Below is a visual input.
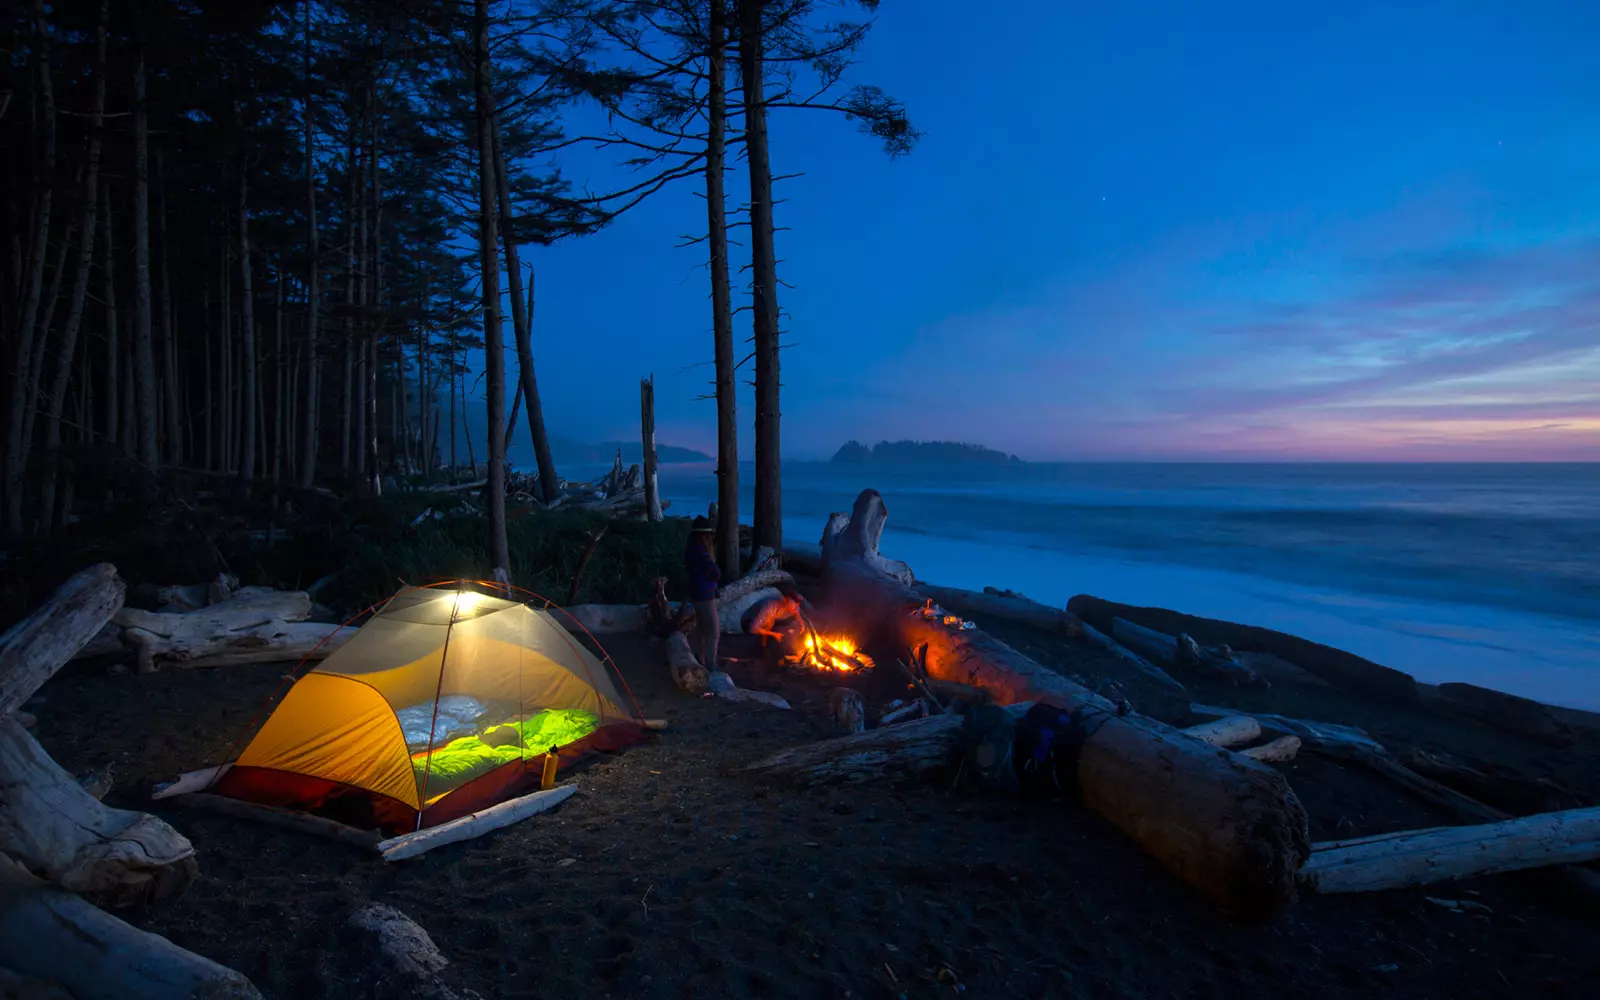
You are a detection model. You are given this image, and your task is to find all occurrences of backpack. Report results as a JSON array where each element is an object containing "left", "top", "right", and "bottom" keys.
[
  {"left": 957, "top": 703, "right": 1018, "bottom": 791},
  {"left": 1013, "top": 703, "right": 1081, "bottom": 797}
]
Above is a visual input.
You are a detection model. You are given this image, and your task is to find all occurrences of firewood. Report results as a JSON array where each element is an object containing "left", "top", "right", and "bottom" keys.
[
  {"left": 916, "top": 583, "right": 1084, "bottom": 636},
  {"left": 1241, "top": 736, "right": 1301, "bottom": 763},
  {"left": 823, "top": 489, "right": 1310, "bottom": 919},
  {"left": 1180, "top": 715, "right": 1262, "bottom": 748},
  {"left": 879, "top": 701, "right": 926, "bottom": 726},
  {"left": 0, "top": 563, "right": 124, "bottom": 715},
  {"left": 664, "top": 631, "right": 709, "bottom": 695},
  {"left": 829, "top": 688, "right": 866, "bottom": 734},
  {"left": 347, "top": 904, "right": 460, "bottom": 1000},
  {"left": 0, "top": 858, "right": 261, "bottom": 999},
  {"left": 377, "top": 785, "right": 577, "bottom": 863},
  {"left": 560, "top": 604, "right": 650, "bottom": 634},
  {"left": 1299, "top": 806, "right": 1600, "bottom": 894},
  {"left": 0, "top": 718, "right": 196, "bottom": 908}
]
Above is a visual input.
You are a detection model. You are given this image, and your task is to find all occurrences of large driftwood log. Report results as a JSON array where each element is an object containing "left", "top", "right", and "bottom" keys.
[
  {"left": 1069, "top": 594, "right": 1419, "bottom": 703},
  {"left": 121, "top": 618, "right": 350, "bottom": 672},
  {"left": 377, "top": 785, "right": 577, "bottom": 863},
  {"left": 0, "top": 563, "right": 124, "bottom": 715},
  {"left": 1431, "top": 682, "right": 1574, "bottom": 748},
  {"left": 1180, "top": 715, "right": 1262, "bottom": 748},
  {"left": 914, "top": 583, "right": 1084, "bottom": 636},
  {"left": 665, "top": 631, "right": 709, "bottom": 695},
  {"left": 347, "top": 904, "right": 460, "bottom": 1000},
  {"left": 780, "top": 544, "right": 824, "bottom": 578},
  {"left": 1299, "top": 806, "right": 1600, "bottom": 894},
  {"left": 560, "top": 604, "right": 650, "bottom": 634},
  {"left": 718, "top": 587, "right": 779, "bottom": 634},
  {"left": 1241, "top": 736, "right": 1302, "bottom": 763},
  {"left": 820, "top": 498, "right": 914, "bottom": 586},
  {"left": 0, "top": 718, "right": 197, "bottom": 907},
  {"left": 0, "top": 860, "right": 261, "bottom": 999},
  {"left": 1111, "top": 617, "right": 1262, "bottom": 686},
  {"left": 1076, "top": 622, "right": 1190, "bottom": 722},
  {"left": 719, "top": 567, "right": 794, "bottom": 605},
  {"left": 822, "top": 490, "right": 1310, "bottom": 918},
  {"left": 744, "top": 713, "right": 967, "bottom": 785}
]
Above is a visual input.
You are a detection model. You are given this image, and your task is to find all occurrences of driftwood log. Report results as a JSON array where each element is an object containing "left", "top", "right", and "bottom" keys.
[
  {"left": 1, "top": 564, "right": 126, "bottom": 713},
  {"left": 1077, "top": 622, "right": 1190, "bottom": 721},
  {"left": 914, "top": 583, "right": 1084, "bottom": 636},
  {"left": 347, "top": 903, "right": 460, "bottom": 1000},
  {"left": 1241, "top": 736, "right": 1302, "bottom": 763},
  {"left": 1069, "top": 594, "right": 1419, "bottom": 703},
  {"left": 745, "top": 712, "right": 968, "bottom": 785},
  {"left": 1398, "top": 748, "right": 1585, "bottom": 816},
  {"left": 0, "top": 862, "right": 262, "bottom": 1000},
  {"left": 664, "top": 631, "right": 709, "bottom": 695},
  {"left": 377, "top": 785, "right": 577, "bottom": 863},
  {"left": 1180, "top": 715, "right": 1262, "bottom": 748},
  {"left": 1110, "top": 617, "right": 1262, "bottom": 686},
  {"left": 717, "top": 587, "right": 779, "bottom": 634},
  {"left": 822, "top": 489, "right": 1311, "bottom": 918},
  {"left": 111, "top": 589, "right": 348, "bottom": 672},
  {"left": 719, "top": 567, "right": 793, "bottom": 605},
  {"left": 1300, "top": 806, "right": 1600, "bottom": 893}
]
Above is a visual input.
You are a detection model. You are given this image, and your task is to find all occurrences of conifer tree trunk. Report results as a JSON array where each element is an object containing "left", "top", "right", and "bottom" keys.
[
  {"left": 100, "top": 185, "right": 118, "bottom": 451},
  {"left": 39, "top": 0, "right": 108, "bottom": 534},
  {"left": 473, "top": 0, "right": 509, "bottom": 575},
  {"left": 157, "top": 151, "right": 181, "bottom": 466},
  {"left": 298, "top": 0, "right": 322, "bottom": 488},
  {"left": 739, "top": 0, "right": 782, "bottom": 553},
  {"left": 221, "top": 242, "right": 234, "bottom": 472},
  {"left": 707, "top": 0, "right": 740, "bottom": 578},
  {"left": 490, "top": 115, "right": 559, "bottom": 503},
  {"left": 5, "top": 0, "right": 57, "bottom": 533},
  {"left": 341, "top": 122, "right": 359, "bottom": 476},
  {"left": 236, "top": 117, "right": 257, "bottom": 488},
  {"left": 367, "top": 90, "right": 382, "bottom": 496},
  {"left": 132, "top": 40, "right": 161, "bottom": 476},
  {"left": 273, "top": 269, "right": 284, "bottom": 485}
]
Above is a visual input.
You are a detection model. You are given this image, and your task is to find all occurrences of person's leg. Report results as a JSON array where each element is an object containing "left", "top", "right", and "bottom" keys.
[{"left": 694, "top": 598, "right": 719, "bottom": 669}]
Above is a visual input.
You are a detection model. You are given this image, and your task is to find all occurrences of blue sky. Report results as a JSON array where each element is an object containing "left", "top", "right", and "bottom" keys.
[{"left": 507, "top": 0, "right": 1600, "bottom": 461}]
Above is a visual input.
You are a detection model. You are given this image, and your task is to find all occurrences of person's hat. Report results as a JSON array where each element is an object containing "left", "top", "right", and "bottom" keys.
[{"left": 690, "top": 516, "right": 714, "bottom": 534}]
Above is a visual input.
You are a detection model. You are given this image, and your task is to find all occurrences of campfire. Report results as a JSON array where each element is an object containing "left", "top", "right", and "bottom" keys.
[{"left": 792, "top": 631, "right": 876, "bottom": 674}]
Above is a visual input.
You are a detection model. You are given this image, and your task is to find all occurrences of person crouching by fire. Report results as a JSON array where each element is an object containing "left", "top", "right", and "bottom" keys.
[
  {"left": 685, "top": 517, "right": 721, "bottom": 669},
  {"left": 748, "top": 581, "right": 811, "bottom": 663}
]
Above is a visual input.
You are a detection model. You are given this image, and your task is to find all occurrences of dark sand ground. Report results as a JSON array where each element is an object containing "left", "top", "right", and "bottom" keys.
[{"left": 26, "top": 617, "right": 1600, "bottom": 1000}]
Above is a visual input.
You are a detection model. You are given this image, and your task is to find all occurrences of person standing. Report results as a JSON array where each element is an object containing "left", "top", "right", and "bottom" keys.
[{"left": 685, "top": 517, "right": 721, "bottom": 669}]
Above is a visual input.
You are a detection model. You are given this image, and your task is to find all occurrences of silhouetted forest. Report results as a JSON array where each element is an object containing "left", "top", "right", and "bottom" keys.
[
  {"left": 831, "top": 440, "right": 1023, "bottom": 466},
  {"left": 0, "top": 0, "right": 915, "bottom": 577}
]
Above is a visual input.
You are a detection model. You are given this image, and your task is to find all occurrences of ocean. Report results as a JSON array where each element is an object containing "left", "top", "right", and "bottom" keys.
[{"left": 566, "top": 461, "right": 1600, "bottom": 710}]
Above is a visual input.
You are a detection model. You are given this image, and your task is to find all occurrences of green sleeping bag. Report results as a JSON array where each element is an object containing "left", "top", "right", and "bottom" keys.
[{"left": 412, "top": 708, "right": 600, "bottom": 798}]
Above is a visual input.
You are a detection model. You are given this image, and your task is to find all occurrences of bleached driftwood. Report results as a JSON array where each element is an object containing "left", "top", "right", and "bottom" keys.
[
  {"left": 744, "top": 713, "right": 967, "bottom": 785},
  {"left": 719, "top": 567, "right": 793, "bottom": 605},
  {"left": 120, "top": 617, "right": 349, "bottom": 672},
  {"left": 1299, "top": 806, "right": 1600, "bottom": 894},
  {"left": 1241, "top": 736, "right": 1302, "bottom": 763},
  {"left": 823, "top": 489, "right": 1310, "bottom": 919},
  {"left": 347, "top": 904, "right": 460, "bottom": 1000},
  {"left": 717, "top": 587, "right": 779, "bottom": 634},
  {"left": 709, "top": 671, "right": 791, "bottom": 709},
  {"left": 915, "top": 583, "right": 1084, "bottom": 636},
  {"left": 664, "top": 631, "right": 709, "bottom": 695},
  {"left": 377, "top": 785, "right": 577, "bottom": 862},
  {"left": 819, "top": 499, "right": 914, "bottom": 586},
  {"left": 116, "top": 589, "right": 313, "bottom": 632},
  {"left": 1077, "top": 622, "right": 1190, "bottom": 722},
  {"left": 0, "top": 563, "right": 124, "bottom": 715},
  {"left": 1180, "top": 715, "right": 1262, "bottom": 748},
  {"left": 150, "top": 765, "right": 231, "bottom": 801},
  {"left": 167, "top": 793, "right": 382, "bottom": 849},
  {"left": 560, "top": 604, "right": 650, "bottom": 634},
  {"left": 0, "top": 718, "right": 197, "bottom": 908},
  {"left": 0, "top": 859, "right": 261, "bottom": 999}
]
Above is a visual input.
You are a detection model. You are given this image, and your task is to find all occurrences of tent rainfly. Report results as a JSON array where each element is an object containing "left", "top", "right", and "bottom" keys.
[{"left": 168, "top": 583, "right": 646, "bottom": 837}]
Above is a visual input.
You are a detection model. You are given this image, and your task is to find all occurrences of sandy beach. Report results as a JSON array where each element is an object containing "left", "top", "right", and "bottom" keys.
[{"left": 25, "top": 613, "right": 1600, "bottom": 1000}]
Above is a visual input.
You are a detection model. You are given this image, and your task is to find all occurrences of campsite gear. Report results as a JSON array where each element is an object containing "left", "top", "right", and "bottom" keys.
[
  {"left": 957, "top": 703, "right": 1018, "bottom": 791},
  {"left": 540, "top": 753, "right": 558, "bottom": 790},
  {"left": 1014, "top": 702, "right": 1116, "bottom": 797},
  {"left": 200, "top": 583, "right": 646, "bottom": 836}
]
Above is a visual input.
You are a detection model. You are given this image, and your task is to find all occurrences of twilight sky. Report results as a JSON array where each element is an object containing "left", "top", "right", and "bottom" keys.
[{"left": 511, "top": 0, "right": 1600, "bottom": 462}]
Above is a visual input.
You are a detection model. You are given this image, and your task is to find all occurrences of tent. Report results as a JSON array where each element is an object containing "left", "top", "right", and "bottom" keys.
[{"left": 202, "top": 582, "right": 646, "bottom": 836}]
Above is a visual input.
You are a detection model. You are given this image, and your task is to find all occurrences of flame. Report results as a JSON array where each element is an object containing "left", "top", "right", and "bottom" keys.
[{"left": 797, "top": 632, "right": 874, "bottom": 673}]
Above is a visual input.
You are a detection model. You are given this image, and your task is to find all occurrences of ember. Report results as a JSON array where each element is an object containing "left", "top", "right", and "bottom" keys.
[{"left": 795, "top": 632, "right": 875, "bottom": 674}]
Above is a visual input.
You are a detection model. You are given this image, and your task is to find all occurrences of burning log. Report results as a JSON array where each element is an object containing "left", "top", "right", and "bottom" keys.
[{"left": 821, "top": 489, "right": 1311, "bottom": 919}]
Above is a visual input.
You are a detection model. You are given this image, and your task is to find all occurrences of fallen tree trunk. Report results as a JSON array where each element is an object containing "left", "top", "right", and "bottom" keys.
[
  {"left": 1111, "top": 617, "right": 1261, "bottom": 686},
  {"left": 121, "top": 619, "right": 350, "bottom": 672},
  {"left": 718, "top": 587, "right": 779, "bottom": 634},
  {"left": 915, "top": 583, "right": 1084, "bottom": 636},
  {"left": 664, "top": 631, "right": 708, "bottom": 695},
  {"left": 1431, "top": 682, "right": 1574, "bottom": 748},
  {"left": 1241, "top": 736, "right": 1301, "bottom": 763},
  {"left": 823, "top": 489, "right": 1311, "bottom": 918},
  {"left": 1299, "top": 806, "right": 1600, "bottom": 894},
  {"left": 1181, "top": 715, "right": 1262, "bottom": 748},
  {"left": 719, "top": 567, "right": 793, "bottom": 605},
  {"left": 115, "top": 589, "right": 313, "bottom": 632},
  {"left": 744, "top": 712, "right": 967, "bottom": 785},
  {"left": 1069, "top": 594, "right": 1419, "bottom": 703},
  {"left": 1, "top": 563, "right": 124, "bottom": 715},
  {"left": 347, "top": 904, "right": 460, "bottom": 1000},
  {"left": 0, "top": 718, "right": 197, "bottom": 907},
  {"left": 1077, "top": 621, "right": 1190, "bottom": 722},
  {"left": 560, "top": 604, "right": 650, "bottom": 634},
  {"left": 377, "top": 785, "right": 576, "bottom": 863},
  {"left": 0, "top": 861, "right": 261, "bottom": 999}
]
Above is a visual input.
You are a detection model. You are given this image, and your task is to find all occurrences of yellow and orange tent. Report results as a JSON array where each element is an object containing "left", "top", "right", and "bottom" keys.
[{"left": 203, "top": 582, "right": 645, "bottom": 835}]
